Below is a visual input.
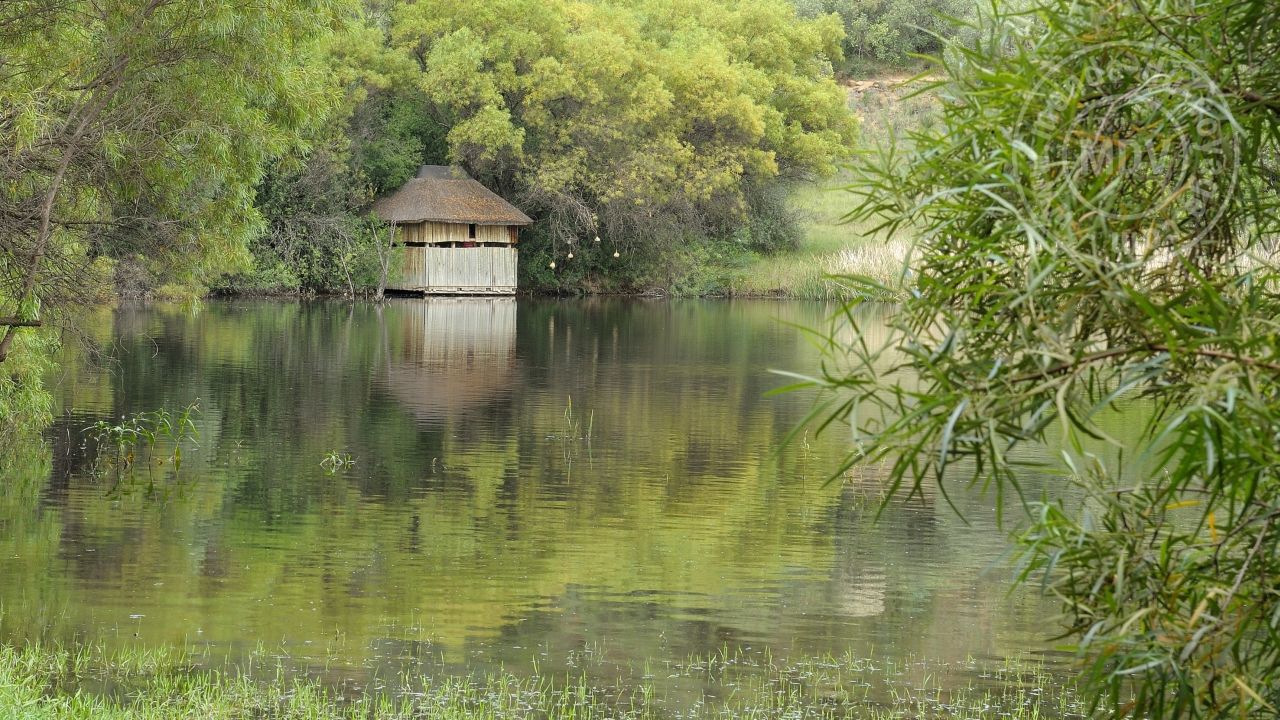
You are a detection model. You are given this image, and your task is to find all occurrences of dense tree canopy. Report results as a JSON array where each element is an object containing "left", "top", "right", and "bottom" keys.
[
  {"left": 0, "top": 0, "right": 358, "bottom": 425},
  {"left": 793, "top": 0, "right": 976, "bottom": 70},
  {"left": 388, "top": 0, "right": 853, "bottom": 288},
  {"left": 228, "top": 0, "right": 856, "bottom": 295},
  {"left": 806, "top": 0, "right": 1280, "bottom": 715}
]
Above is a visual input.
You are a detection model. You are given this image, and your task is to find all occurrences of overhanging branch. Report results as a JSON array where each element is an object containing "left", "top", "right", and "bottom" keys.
[{"left": 0, "top": 317, "right": 43, "bottom": 327}]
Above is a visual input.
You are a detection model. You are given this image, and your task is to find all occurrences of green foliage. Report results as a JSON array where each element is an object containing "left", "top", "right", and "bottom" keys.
[
  {"left": 799, "top": 0, "right": 1280, "bottom": 716},
  {"left": 229, "top": 154, "right": 388, "bottom": 295},
  {"left": 792, "top": 0, "right": 978, "bottom": 71},
  {"left": 0, "top": 327, "right": 56, "bottom": 444},
  {"left": 0, "top": 0, "right": 359, "bottom": 371},
  {"left": 391, "top": 0, "right": 855, "bottom": 291},
  {"left": 226, "top": 17, "right": 435, "bottom": 296},
  {"left": 349, "top": 90, "right": 448, "bottom": 196},
  {"left": 3, "top": 0, "right": 852, "bottom": 302}
]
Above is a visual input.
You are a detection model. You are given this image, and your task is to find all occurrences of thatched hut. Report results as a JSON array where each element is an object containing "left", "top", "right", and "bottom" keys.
[{"left": 373, "top": 166, "right": 532, "bottom": 295}]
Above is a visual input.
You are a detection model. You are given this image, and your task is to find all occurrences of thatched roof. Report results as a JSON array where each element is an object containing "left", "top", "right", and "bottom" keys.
[{"left": 372, "top": 166, "right": 533, "bottom": 226}]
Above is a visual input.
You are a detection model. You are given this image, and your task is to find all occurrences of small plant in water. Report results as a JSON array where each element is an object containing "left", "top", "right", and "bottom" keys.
[
  {"left": 556, "top": 395, "right": 596, "bottom": 471},
  {"left": 557, "top": 395, "right": 593, "bottom": 441},
  {"left": 320, "top": 450, "right": 356, "bottom": 473},
  {"left": 85, "top": 401, "right": 200, "bottom": 489}
]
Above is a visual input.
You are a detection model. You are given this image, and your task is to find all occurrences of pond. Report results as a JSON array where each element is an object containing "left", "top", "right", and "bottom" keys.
[{"left": 1, "top": 298, "right": 1073, "bottom": 710}]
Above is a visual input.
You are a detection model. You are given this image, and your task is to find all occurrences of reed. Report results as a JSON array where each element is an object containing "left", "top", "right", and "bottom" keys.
[{"left": 0, "top": 643, "right": 1085, "bottom": 720}]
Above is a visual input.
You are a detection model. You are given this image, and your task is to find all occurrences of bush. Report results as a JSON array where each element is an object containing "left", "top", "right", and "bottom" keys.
[
  {"left": 793, "top": 0, "right": 978, "bottom": 71},
  {"left": 802, "top": 0, "right": 1280, "bottom": 715}
]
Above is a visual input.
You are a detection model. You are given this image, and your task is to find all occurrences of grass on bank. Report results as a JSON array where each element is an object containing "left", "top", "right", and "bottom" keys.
[
  {"left": 0, "top": 642, "right": 1087, "bottom": 720},
  {"left": 724, "top": 181, "right": 912, "bottom": 300},
  {"left": 721, "top": 77, "right": 939, "bottom": 301}
]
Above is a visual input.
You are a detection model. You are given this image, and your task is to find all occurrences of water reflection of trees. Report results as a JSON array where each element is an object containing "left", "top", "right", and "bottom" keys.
[{"left": 1, "top": 299, "right": 1058, "bottom": 691}]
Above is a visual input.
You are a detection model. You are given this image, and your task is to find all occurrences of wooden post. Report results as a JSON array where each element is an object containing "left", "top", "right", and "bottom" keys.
[{"left": 375, "top": 222, "right": 396, "bottom": 302}]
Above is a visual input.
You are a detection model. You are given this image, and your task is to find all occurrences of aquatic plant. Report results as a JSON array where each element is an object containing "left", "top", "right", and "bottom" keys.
[
  {"left": 562, "top": 395, "right": 594, "bottom": 442},
  {"left": 84, "top": 402, "right": 200, "bottom": 486},
  {"left": 321, "top": 450, "right": 357, "bottom": 473}
]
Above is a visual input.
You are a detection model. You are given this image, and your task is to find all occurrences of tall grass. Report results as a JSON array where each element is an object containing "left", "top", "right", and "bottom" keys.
[
  {"left": 0, "top": 643, "right": 1085, "bottom": 720},
  {"left": 722, "top": 81, "right": 937, "bottom": 300},
  {"left": 726, "top": 182, "right": 911, "bottom": 300}
]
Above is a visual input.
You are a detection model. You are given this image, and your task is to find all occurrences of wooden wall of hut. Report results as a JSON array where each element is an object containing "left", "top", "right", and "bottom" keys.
[
  {"left": 398, "top": 222, "right": 515, "bottom": 245},
  {"left": 397, "top": 246, "right": 517, "bottom": 294},
  {"left": 392, "top": 221, "right": 520, "bottom": 294}
]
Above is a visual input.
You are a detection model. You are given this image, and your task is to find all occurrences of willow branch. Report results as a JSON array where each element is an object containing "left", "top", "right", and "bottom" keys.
[
  {"left": 1006, "top": 343, "right": 1280, "bottom": 385},
  {"left": 0, "top": 317, "right": 42, "bottom": 327}
]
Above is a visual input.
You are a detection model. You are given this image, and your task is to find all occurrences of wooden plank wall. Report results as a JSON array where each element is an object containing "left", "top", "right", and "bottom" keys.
[
  {"left": 397, "top": 246, "right": 518, "bottom": 294},
  {"left": 398, "top": 222, "right": 516, "bottom": 244},
  {"left": 476, "top": 225, "right": 510, "bottom": 243}
]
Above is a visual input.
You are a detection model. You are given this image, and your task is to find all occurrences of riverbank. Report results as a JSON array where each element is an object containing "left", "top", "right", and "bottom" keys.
[
  {"left": 719, "top": 181, "right": 910, "bottom": 300},
  {"left": 713, "top": 74, "right": 937, "bottom": 300},
  {"left": 203, "top": 77, "right": 933, "bottom": 304},
  {"left": 0, "top": 643, "right": 1083, "bottom": 720},
  {"left": 207, "top": 179, "right": 913, "bottom": 303}
]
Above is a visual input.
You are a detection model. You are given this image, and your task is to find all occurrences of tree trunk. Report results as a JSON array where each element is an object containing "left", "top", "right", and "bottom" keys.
[
  {"left": 339, "top": 236, "right": 355, "bottom": 299},
  {"left": 375, "top": 223, "right": 396, "bottom": 303},
  {"left": 0, "top": 86, "right": 116, "bottom": 363}
]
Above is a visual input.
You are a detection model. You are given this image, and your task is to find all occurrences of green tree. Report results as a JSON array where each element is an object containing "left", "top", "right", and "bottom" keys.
[
  {"left": 792, "top": 0, "right": 977, "bottom": 71},
  {"left": 801, "top": 0, "right": 1280, "bottom": 715},
  {"left": 0, "top": 0, "right": 356, "bottom": 414},
  {"left": 232, "top": 11, "right": 440, "bottom": 296},
  {"left": 390, "top": 0, "right": 855, "bottom": 290}
]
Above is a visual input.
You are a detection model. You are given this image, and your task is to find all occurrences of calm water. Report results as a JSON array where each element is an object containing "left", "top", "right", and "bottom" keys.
[{"left": 2, "top": 299, "right": 1065, "bottom": 700}]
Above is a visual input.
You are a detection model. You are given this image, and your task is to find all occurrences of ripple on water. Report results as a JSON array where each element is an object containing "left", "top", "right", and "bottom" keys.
[{"left": 3, "top": 298, "right": 1071, "bottom": 706}]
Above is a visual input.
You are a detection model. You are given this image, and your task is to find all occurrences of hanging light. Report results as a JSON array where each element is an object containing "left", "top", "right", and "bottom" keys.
[
  {"left": 549, "top": 261, "right": 556, "bottom": 269},
  {"left": 593, "top": 236, "right": 601, "bottom": 243},
  {"left": 567, "top": 252, "right": 574, "bottom": 259},
  {"left": 612, "top": 251, "right": 620, "bottom": 258}
]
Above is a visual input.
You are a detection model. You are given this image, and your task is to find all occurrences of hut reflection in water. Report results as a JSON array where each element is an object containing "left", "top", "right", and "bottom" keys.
[{"left": 382, "top": 298, "right": 517, "bottom": 423}]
